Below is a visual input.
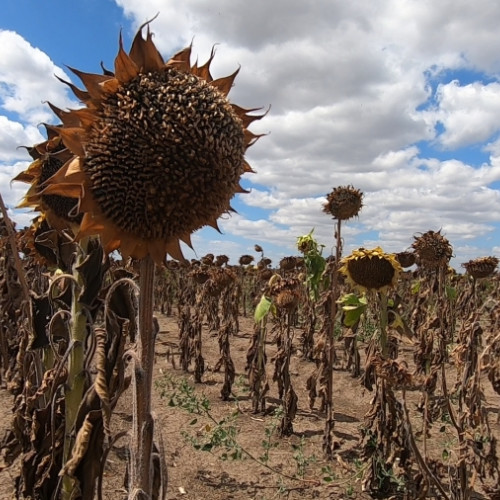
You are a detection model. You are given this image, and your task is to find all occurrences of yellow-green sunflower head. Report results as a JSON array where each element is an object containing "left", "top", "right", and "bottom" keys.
[
  {"left": 34, "top": 21, "right": 266, "bottom": 264},
  {"left": 339, "top": 246, "right": 402, "bottom": 293}
]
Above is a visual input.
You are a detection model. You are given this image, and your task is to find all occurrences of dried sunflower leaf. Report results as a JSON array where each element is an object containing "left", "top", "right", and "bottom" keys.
[{"left": 60, "top": 414, "right": 93, "bottom": 477}]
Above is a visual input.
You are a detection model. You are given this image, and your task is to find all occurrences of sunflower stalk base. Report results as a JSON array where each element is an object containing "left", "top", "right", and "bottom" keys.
[
  {"left": 129, "top": 255, "right": 158, "bottom": 498},
  {"left": 323, "top": 219, "right": 342, "bottom": 458},
  {"left": 61, "top": 239, "right": 89, "bottom": 500}
]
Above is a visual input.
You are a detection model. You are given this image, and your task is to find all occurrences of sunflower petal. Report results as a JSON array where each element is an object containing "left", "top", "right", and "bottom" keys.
[
  {"left": 129, "top": 22, "right": 164, "bottom": 72},
  {"left": 114, "top": 31, "right": 139, "bottom": 82},
  {"left": 211, "top": 67, "right": 240, "bottom": 96},
  {"left": 45, "top": 125, "right": 86, "bottom": 157}
]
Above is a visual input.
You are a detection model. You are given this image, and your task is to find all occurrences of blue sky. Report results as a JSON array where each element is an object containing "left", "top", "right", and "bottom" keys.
[{"left": 2, "top": 0, "right": 500, "bottom": 270}]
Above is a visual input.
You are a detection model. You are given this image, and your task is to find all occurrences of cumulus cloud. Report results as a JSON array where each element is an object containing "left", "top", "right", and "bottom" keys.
[
  {"left": 0, "top": 30, "right": 76, "bottom": 123},
  {"left": 430, "top": 81, "right": 500, "bottom": 149},
  {"left": 3, "top": 0, "right": 500, "bottom": 269}
]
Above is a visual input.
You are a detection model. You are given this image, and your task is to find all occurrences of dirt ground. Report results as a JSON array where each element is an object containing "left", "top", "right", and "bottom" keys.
[{"left": 1, "top": 311, "right": 499, "bottom": 500}]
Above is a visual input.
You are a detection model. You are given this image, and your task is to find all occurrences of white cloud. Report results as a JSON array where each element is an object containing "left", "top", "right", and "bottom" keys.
[
  {"left": 3, "top": 1, "right": 500, "bottom": 270},
  {"left": 430, "top": 81, "right": 500, "bottom": 149},
  {"left": 0, "top": 116, "right": 44, "bottom": 161},
  {"left": 0, "top": 30, "right": 76, "bottom": 123}
]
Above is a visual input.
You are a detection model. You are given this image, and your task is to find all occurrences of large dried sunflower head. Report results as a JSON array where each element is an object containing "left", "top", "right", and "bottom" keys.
[
  {"left": 412, "top": 230, "right": 453, "bottom": 268},
  {"left": 461, "top": 256, "right": 499, "bottom": 279},
  {"left": 339, "top": 246, "right": 401, "bottom": 293},
  {"left": 29, "top": 22, "right": 265, "bottom": 264},
  {"left": 323, "top": 185, "right": 363, "bottom": 221}
]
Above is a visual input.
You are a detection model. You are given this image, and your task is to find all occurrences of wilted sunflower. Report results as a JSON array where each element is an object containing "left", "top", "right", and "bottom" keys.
[
  {"left": 238, "top": 254, "right": 254, "bottom": 266},
  {"left": 462, "top": 256, "right": 499, "bottom": 279},
  {"left": 395, "top": 251, "right": 416, "bottom": 269},
  {"left": 279, "top": 256, "right": 298, "bottom": 271},
  {"left": 269, "top": 277, "right": 301, "bottom": 311},
  {"left": 32, "top": 22, "right": 265, "bottom": 264},
  {"left": 323, "top": 185, "right": 363, "bottom": 221},
  {"left": 339, "top": 247, "right": 401, "bottom": 293},
  {"left": 14, "top": 128, "right": 82, "bottom": 232},
  {"left": 412, "top": 230, "right": 453, "bottom": 269}
]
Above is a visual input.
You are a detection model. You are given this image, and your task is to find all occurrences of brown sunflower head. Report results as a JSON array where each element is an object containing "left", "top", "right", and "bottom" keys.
[
  {"left": 206, "top": 266, "right": 236, "bottom": 295},
  {"left": 323, "top": 185, "right": 363, "bottom": 221},
  {"left": 395, "top": 251, "right": 416, "bottom": 269},
  {"left": 215, "top": 254, "right": 229, "bottom": 267},
  {"left": 339, "top": 247, "right": 401, "bottom": 293},
  {"left": 200, "top": 253, "right": 215, "bottom": 266},
  {"left": 461, "top": 256, "right": 499, "bottom": 279},
  {"left": 279, "top": 256, "right": 298, "bottom": 271},
  {"left": 412, "top": 230, "right": 453, "bottom": 268},
  {"left": 238, "top": 254, "right": 254, "bottom": 266},
  {"left": 269, "top": 277, "right": 301, "bottom": 311},
  {"left": 33, "top": 21, "right": 266, "bottom": 264},
  {"left": 14, "top": 129, "right": 82, "bottom": 232}
]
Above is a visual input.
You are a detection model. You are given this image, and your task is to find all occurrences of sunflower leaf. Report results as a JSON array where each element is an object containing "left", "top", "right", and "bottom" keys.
[{"left": 254, "top": 295, "right": 272, "bottom": 323}]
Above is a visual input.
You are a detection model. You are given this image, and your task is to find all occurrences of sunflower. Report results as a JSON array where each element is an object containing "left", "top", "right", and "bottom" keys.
[
  {"left": 461, "top": 256, "right": 499, "bottom": 279},
  {"left": 238, "top": 254, "right": 254, "bottom": 266},
  {"left": 395, "top": 250, "right": 416, "bottom": 269},
  {"left": 339, "top": 247, "right": 401, "bottom": 293},
  {"left": 14, "top": 128, "right": 82, "bottom": 232},
  {"left": 269, "top": 276, "right": 301, "bottom": 311},
  {"left": 31, "top": 21, "right": 265, "bottom": 264},
  {"left": 412, "top": 230, "right": 452, "bottom": 269},
  {"left": 322, "top": 185, "right": 363, "bottom": 221}
]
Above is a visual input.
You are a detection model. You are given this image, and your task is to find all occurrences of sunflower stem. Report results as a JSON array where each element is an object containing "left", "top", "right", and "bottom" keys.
[
  {"left": 378, "top": 291, "right": 389, "bottom": 358},
  {"left": 324, "top": 219, "right": 342, "bottom": 458},
  {"left": 61, "top": 238, "right": 89, "bottom": 500},
  {"left": 130, "top": 254, "right": 156, "bottom": 498}
]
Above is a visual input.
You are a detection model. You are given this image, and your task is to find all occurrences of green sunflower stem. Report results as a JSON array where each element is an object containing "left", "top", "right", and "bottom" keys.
[
  {"left": 130, "top": 254, "right": 156, "bottom": 497},
  {"left": 378, "top": 291, "right": 389, "bottom": 358},
  {"left": 61, "top": 238, "right": 89, "bottom": 500},
  {"left": 324, "top": 219, "right": 341, "bottom": 458}
]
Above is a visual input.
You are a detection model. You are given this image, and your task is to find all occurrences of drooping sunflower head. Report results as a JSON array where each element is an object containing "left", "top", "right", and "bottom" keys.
[
  {"left": 206, "top": 266, "right": 236, "bottom": 295},
  {"left": 339, "top": 246, "right": 401, "bottom": 293},
  {"left": 412, "top": 230, "right": 453, "bottom": 269},
  {"left": 238, "top": 254, "right": 254, "bottom": 266},
  {"left": 36, "top": 21, "right": 266, "bottom": 264},
  {"left": 323, "top": 185, "right": 363, "bottom": 221},
  {"left": 215, "top": 254, "right": 229, "bottom": 267},
  {"left": 14, "top": 129, "right": 82, "bottom": 232},
  {"left": 269, "top": 276, "right": 301, "bottom": 312},
  {"left": 395, "top": 251, "right": 416, "bottom": 269},
  {"left": 279, "top": 256, "right": 298, "bottom": 271},
  {"left": 461, "top": 256, "right": 499, "bottom": 279}
]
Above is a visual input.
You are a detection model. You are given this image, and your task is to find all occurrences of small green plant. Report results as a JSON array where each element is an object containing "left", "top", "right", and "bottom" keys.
[
  {"left": 156, "top": 374, "right": 242, "bottom": 460},
  {"left": 260, "top": 406, "right": 283, "bottom": 464},
  {"left": 321, "top": 465, "right": 338, "bottom": 483},
  {"left": 156, "top": 373, "right": 320, "bottom": 488},
  {"left": 292, "top": 436, "right": 316, "bottom": 478}
]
